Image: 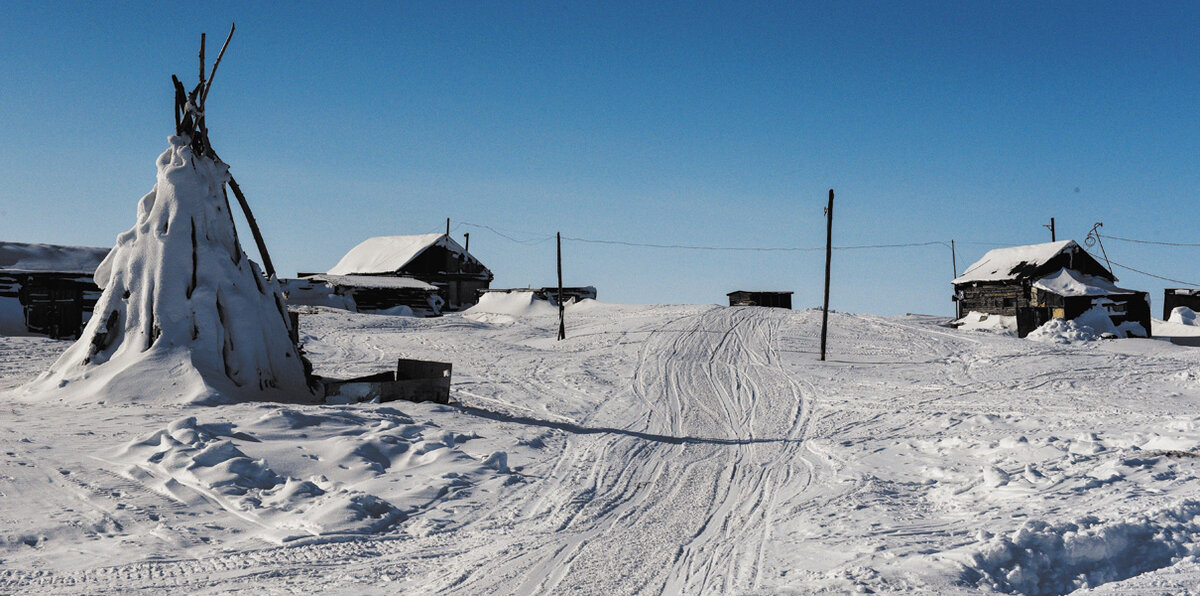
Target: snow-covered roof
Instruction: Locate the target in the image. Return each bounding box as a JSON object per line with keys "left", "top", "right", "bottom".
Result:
{"left": 1032, "top": 268, "right": 1140, "bottom": 297}
{"left": 953, "top": 240, "right": 1084, "bottom": 284}
{"left": 312, "top": 274, "right": 438, "bottom": 291}
{"left": 327, "top": 234, "right": 477, "bottom": 276}
{"left": 0, "top": 242, "right": 110, "bottom": 275}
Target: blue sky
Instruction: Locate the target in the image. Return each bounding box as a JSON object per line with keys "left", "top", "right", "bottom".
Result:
{"left": 2, "top": 2, "right": 1197, "bottom": 315}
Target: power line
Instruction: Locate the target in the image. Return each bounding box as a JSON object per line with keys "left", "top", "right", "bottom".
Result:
{"left": 1082, "top": 248, "right": 1200, "bottom": 287}
{"left": 462, "top": 222, "right": 950, "bottom": 252}
{"left": 1098, "top": 233, "right": 1200, "bottom": 248}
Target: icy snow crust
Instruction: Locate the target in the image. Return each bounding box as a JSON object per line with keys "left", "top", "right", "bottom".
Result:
{"left": 18, "top": 136, "right": 310, "bottom": 405}
{"left": 8, "top": 304, "right": 1200, "bottom": 592}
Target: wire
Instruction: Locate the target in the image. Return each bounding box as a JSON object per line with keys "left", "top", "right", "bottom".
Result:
{"left": 1098, "top": 234, "right": 1200, "bottom": 248}
{"left": 1081, "top": 248, "right": 1200, "bottom": 287}
{"left": 459, "top": 222, "right": 554, "bottom": 245}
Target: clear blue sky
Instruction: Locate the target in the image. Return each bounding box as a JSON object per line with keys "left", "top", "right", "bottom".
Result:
{"left": 2, "top": 2, "right": 1197, "bottom": 316}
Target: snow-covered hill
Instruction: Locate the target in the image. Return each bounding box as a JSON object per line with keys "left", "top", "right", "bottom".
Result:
{"left": 5, "top": 302, "right": 1200, "bottom": 594}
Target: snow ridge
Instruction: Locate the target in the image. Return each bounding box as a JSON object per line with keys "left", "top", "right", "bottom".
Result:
{"left": 959, "top": 500, "right": 1200, "bottom": 595}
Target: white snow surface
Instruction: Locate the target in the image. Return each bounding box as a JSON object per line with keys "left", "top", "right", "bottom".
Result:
{"left": 7, "top": 304, "right": 1200, "bottom": 593}
{"left": 954, "top": 240, "right": 1080, "bottom": 284}
{"left": 955, "top": 310, "right": 1018, "bottom": 335}
{"left": 0, "top": 241, "right": 110, "bottom": 274}
{"left": 15, "top": 136, "right": 311, "bottom": 405}
{"left": 328, "top": 234, "right": 477, "bottom": 276}
{"left": 1033, "top": 267, "right": 1139, "bottom": 297}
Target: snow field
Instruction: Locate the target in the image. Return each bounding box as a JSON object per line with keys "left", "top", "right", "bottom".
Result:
{"left": 6, "top": 303, "right": 1200, "bottom": 592}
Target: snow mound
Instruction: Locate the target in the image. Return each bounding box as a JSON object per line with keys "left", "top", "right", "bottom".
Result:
{"left": 955, "top": 311, "right": 1017, "bottom": 335}
{"left": 20, "top": 136, "right": 311, "bottom": 405}
{"left": 957, "top": 500, "right": 1200, "bottom": 595}
{"left": 1169, "top": 307, "right": 1199, "bottom": 326}
{"left": 102, "top": 408, "right": 512, "bottom": 544}
{"left": 463, "top": 291, "right": 558, "bottom": 322}
{"left": 1026, "top": 318, "right": 1099, "bottom": 344}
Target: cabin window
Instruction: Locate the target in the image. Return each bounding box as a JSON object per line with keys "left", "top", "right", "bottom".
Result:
{"left": 1002, "top": 297, "right": 1015, "bottom": 308}
{"left": 1107, "top": 302, "right": 1127, "bottom": 313}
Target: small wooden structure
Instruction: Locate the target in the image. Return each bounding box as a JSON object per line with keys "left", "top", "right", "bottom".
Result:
{"left": 308, "top": 274, "right": 444, "bottom": 316}
{"left": 727, "top": 290, "right": 793, "bottom": 309}
{"left": 327, "top": 233, "right": 492, "bottom": 312}
{"left": 1164, "top": 289, "right": 1200, "bottom": 320}
{"left": 480, "top": 286, "right": 597, "bottom": 305}
{"left": 0, "top": 242, "right": 110, "bottom": 338}
{"left": 953, "top": 240, "right": 1150, "bottom": 337}
{"left": 321, "top": 358, "right": 451, "bottom": 404}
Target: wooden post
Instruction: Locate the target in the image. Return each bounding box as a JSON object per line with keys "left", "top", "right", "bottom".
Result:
{"left": 446, "top": 218, "right": 450, "bottom": 237}
{"left": 1045, "top": 217, "right": 1056, "bottom": 242}
{"left": 557, "top": 232, "right": 565, "bottom": 341}
{"left": 820, "top": 189, "right": 833, "bottom": 361}
{"left": 226, "top": 175, "right": 276, "bottom": 278}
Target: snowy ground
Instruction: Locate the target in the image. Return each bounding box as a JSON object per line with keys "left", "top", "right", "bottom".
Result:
{"left": 6, "top": 302, "right": 1200, "bottom": 594}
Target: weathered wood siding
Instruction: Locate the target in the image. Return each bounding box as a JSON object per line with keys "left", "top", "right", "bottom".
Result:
{"left": 956, "top": 282, "right": 1030, "bottom": 317}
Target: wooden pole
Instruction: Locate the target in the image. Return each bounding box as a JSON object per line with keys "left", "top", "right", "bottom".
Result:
{"left": 226, "top": 175, "right": 276, "bottom": 278}
{"left": 446, "top": 218, "right": 450, "bottom": 237}
{"left": 820, "top": 189, "right": 833, "bottom": 361}
{"left": 557, "top": 232, "right": 565, "bottom": 341}
{"left": 464, "top": 232, "right": 470, "bottom": 253}
{"left": 1050, "top": 217, "right": 1056, "bottom": 242}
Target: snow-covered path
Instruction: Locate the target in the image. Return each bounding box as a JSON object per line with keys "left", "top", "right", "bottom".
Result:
{"left": 8, "top": 303, "right": 1200, "bottom": 594}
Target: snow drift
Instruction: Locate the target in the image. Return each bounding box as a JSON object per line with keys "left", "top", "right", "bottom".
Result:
{"left": 21, "top": 136, "right": 312, "bottom": 405}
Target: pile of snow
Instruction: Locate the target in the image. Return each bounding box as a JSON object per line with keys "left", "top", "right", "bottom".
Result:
{"left": 463, "top": 291, "right": 557, "bottom": 324}
{"left": 1169, "top": 307, "right": 1199, "bottom": 326}
{"left": 957, "top": 500, "right": 1200, "bottom": 595}
{"left": 1026, "top": 318, "right": 1100, "bottom": 344}
{"left": 20, "top": 136, "right": 311, "bottom": 405}
{"left": 955, "top": 311, "right": 1017, "bottom": 335}
{"left": 280, "top": 278, "right": 355, "bottom": 311}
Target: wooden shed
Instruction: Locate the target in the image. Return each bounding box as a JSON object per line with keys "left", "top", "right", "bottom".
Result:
{"left": 480, "top": 286, "right": 597, "bottom": 305}
{"left": 0, "top": 242, "right": 110, "bottom": 338}
{"left": 327, "top": 233, "right": 492, "bottom": 312}
{"left": 308, "top": 274, "right": 444, "bottom": 317}
{"left": 727, "top": 291, "right": 793, "bottom": 309}
{"left": 953, "top": 240, "right": 1150, "bottom": 338}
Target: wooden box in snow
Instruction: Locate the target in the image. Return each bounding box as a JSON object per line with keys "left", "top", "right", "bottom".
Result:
{"left": 322, "top": 358, "right": 451, "bottom": 405}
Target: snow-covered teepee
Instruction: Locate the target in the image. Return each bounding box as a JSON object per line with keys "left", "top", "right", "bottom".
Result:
{"left": 24, "top": 27, "right": 313, "bottom": 405}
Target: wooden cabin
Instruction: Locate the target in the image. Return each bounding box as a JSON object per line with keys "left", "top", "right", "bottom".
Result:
{"left": 0, "top": 242, "right": 110, "bottom": 338}
{"left": 326, "top": 233, "right": 492, "bottom": 312}
{"left": 1163, "top": 289, "right": 1200, "bottom": 320}
{"left": 727, "top": 291, "right": 793, "bottom": 309}
{"left": 953, "top": 240, "right": 1150, "bottom": 338}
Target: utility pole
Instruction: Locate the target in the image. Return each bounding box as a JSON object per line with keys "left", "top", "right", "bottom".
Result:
{"left": 820, "top": 189, "right": 833, "bottom": 362}
{"left": 464, "top": 232, "right": 470, "bottom": 253}
{"left": 557, "top": 232, "right": 565, "bottom": 341}
{"left": 1044, "top": 217, "right": 1055, "bottom": 242}
{"left": 951, "top": 239, "right": 960, "bottom": 320}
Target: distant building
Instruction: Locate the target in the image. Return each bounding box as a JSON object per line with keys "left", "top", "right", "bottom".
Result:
{"left": 953, "top": 240, "right": 1150, "bottom": 338}
{"left": 305, "top": 274, "right": 444, "bottom": 317}
{"left": 326, "top": 233, "right": 493, "bottom": 312}
{"left": 0, "top": 242, "right": 110, "bottom": 338}
{"left": 1163, "top": 289, "right": 1200, "bottom": 320}
{"left": 727, "top": 291, "right": 793, "bottom": 309}
{"left": 480, "top": 286, "right": 597, "bottom": 305}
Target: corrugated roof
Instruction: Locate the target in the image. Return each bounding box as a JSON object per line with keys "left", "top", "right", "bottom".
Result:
{"left": 0, "top": 242, "right": 110, "bottom": 274}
